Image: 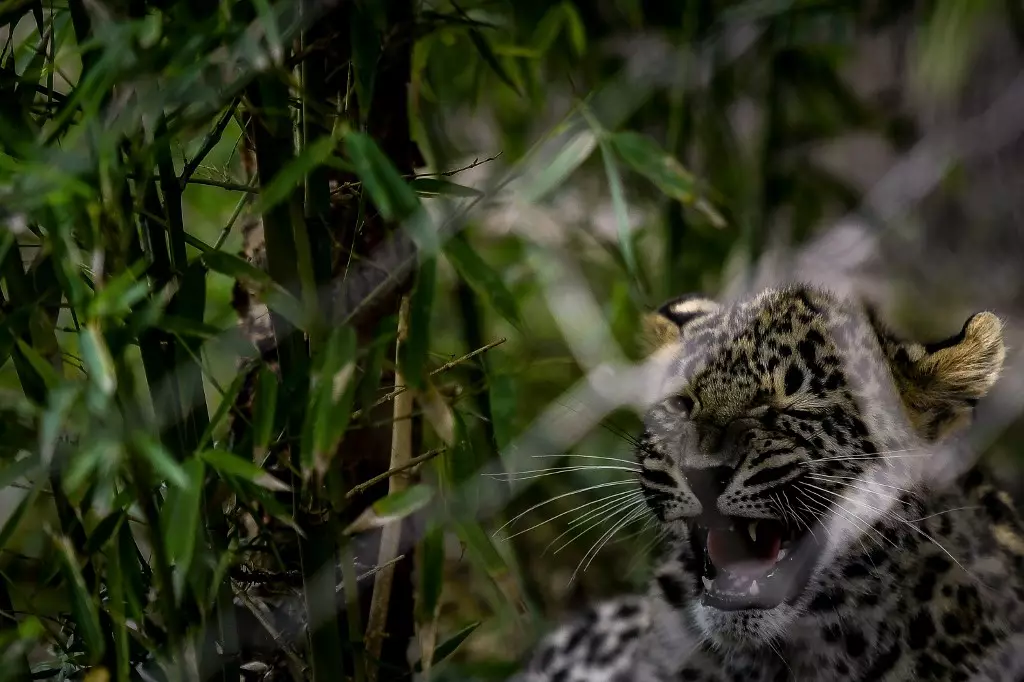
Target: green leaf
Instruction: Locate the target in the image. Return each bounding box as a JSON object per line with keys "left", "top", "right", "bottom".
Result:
{"left": 132, "top": 433, "right": 189, "bottom": 489}
{"left": 399, "top": 257, "right": 436, "bottom": 389}
{"left": 84, "top": 509, "right": 126, "bottom": 555}
{"left": 162, "top": 457, "right": 205, "bottom": 581}
{"left": 413, "top": 622, "right": 482, "bottom": 672}
{"left": 410, "top": 177, "right": 483, "bottom": 198}
{"left": 78, "top": 324, "right": 117, "bottom": 398}
{"left": 13, "top": 339, "right": 60, "bottom": 391}
{"left": 560, "top": 2, "right": 587, "bottom": 56}
{"left": 610, "top": 131, "right": 726, "bottom": 227}
{"left": 0, "top": 453, "right": 40, "bottom": 492}
{"left": 252, "top": 365, "right": 279, "bottom": 462}
{"left": 202, "top": 250, "right": 273, "bottom": 289}
{"left": 467, "top": 28, "right": 521, "bottom": 95}
{"left": 198, "top": 367, "right": 250, "bottom": 451}
{"left": 344, "top": 484, "right": 434, "bottom": 535}
{"left": 157, "top": 315, "right": 226, "bottom": 340}
{"left": 87, "top": 264, "right": 149, "bottom": 320}
{"left": 444, "top": 233, "right": 521, "bottom": 330}
{"left": 202, "top": 251, "right": 309, "bottom": 331}
{"left": 598, "top": 139, "right": 638, "bottom": 278}
{"left": 199, "top": 448, "right": 289, "bottom": 492}
{"left": 344, "top": 131, "right": 420, "bottom": 222}
{"left": 54, "top": 536, "right": 105, "bottom": 665}
{"left": 519, "top": 128, "right": 596, "bottom": 204}
{"left": 116, "top": 523, "right": 147, "bottom": 623}
{"left": 301, "top": 325, "right": 359, "bottom": 478}
{"left": 610, "top": 131, "right": 696, "bottom": 200}
{"left": 417, "top": 524, "right": 445, "bottom": 623}
{"left": 0, "top": 478, "right": 41, "bottom": 551}
{"left": 487, "top": 374, "right": 516, "bottom": 454}
{"left": 253, "top": 135, "right": 339, "bottom": 214}
{"left": 456, "top": 520, "right": 509, "bottom": 580}
{"left": 350, "top": 1, "right": 380, "bottom": 122}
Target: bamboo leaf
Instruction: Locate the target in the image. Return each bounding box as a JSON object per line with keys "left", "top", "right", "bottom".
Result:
{"left": 199, "top": 448, "right": 289, "bottom": 492}
{"left": 198, "top": 367, "right": 250, "bottom": 451}
{"left": 444, "top": 233, "right": 521, "bottom": 330}
{"left": 252, "top": 365, "right": 279, "bottom": 462}
{"left": 252, "top": 135, "right": 339, "bottom": 214}
{"left": 78, "top": 323, "right": 117, "bottom": 399}
{"left": 87, "top": 265, "right": 149, "bottom": 320}
{"left": 162, "top": 457, "right": 205, "bottom": 582}
{"left": 84, "top": 510, "right": 125, "bottom": 555}
{"left": 413, "top": 621, "right": 481, "bottom": 672}
{"left": 132, "top": 433, "right": 189, "bottom": 489}
{"left": 301, "top": 325, "right": 359, "bottom": 478}
{"left": 610, "top": 131, "right": 726, "bottom": 227}
{"left": 598, "top": 139, "right": 638, "bottom": 278}
{"left": 399, "top": 257, "right": 436, "bottom": 389}
{"left": 54, "top": 536, "right": 105, "bottom": 665}
{"left": 344, "top": 131, "right": 420, "bottom": 222}
{"left": 467, "top": 28, "right": 521, "bottom": 95}
{"left": 410, "top": 177, "right": 482, "bottom": 198}
{"left": 344, "top": 484, "right": 434, "bottom": 535}
{"left": 519, "top": 128, "right": 596, "bottom": 204}
{"left": 350, "top": 1, "right": 381, "bottom": 122}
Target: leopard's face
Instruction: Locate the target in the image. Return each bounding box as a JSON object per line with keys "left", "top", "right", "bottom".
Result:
{"left": 637, "top": 286, "right": 1004, "bottom": 648}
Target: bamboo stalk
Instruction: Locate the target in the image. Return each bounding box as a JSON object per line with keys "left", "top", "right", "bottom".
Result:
{"left": 364, "top": 296, "right": 413, "bottom": 682}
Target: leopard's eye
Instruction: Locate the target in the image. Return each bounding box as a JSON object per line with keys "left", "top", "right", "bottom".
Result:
{"left": 665, "top": 394, "right": 695, "bottom": 415}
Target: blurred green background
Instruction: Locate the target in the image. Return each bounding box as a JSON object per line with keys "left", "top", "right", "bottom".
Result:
{"left": 1, "top": 0, "right": 1023, "bottom": 680}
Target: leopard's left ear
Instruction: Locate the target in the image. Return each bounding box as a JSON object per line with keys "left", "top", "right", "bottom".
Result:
{"left": 642, "top": 294, "right": 720, "bottom": 350}
{"left": 886, "top": 312, "right": 1005, "bottom": 440}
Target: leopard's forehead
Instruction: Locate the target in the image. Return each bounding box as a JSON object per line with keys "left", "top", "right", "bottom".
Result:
{"left": 664, "top": 286, "right": 871, "bottom": 416}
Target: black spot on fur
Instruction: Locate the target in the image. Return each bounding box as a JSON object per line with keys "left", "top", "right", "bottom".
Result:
{"left": 845, "top": 630, "right": 867, "bottom": 657}
{"left": 913, "top": 572, "right": 936, "bottom": 601}
{"left": 908, "top": 610, "right": 935, "bottom": 649}
{"left": 784, "top": 365, "right": 804, "bottom": 395}
{"left": 656, "top": 573, "right": 687, "bottom": 609}
{"left": 942, "top": 612, "right": 964, "bottom": 636}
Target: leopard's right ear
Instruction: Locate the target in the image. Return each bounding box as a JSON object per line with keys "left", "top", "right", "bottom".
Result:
{"left": 642, "top": 294, "right": 720, "bottom": 350}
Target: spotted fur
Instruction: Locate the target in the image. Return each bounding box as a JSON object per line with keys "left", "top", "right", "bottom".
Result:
{"left": 513, "top": 285, "right": 1024, "bottom": 681}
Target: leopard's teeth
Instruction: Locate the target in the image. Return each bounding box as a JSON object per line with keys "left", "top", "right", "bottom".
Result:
{"left": 749, "top": 580, "right": 760, "bottom": 597}
{"left": 777, "top": 548, "right": 788, "bottom": 561}
{"left": 702, "top": 576, "right": 713, "bottom": 591}
{"left": 748, "top": 521, "right": 758, "bottom": 543}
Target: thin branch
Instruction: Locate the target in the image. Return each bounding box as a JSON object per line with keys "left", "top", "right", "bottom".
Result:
{"left": 179, "top": 97, "right": 242, "bottom": 187}
{"left": 345, "top": 447, "right": 446, "bottom": 499}
{"left": 364, "top": 296, "right": 413, "bottom": 682}
{"left": 412, "top": 151, "right": 503, "bottom": 178}
{"left": 184, "top": 176, "right": 259, "bottom": 193}
{"left": 351, "top": 337, "right": 506, "bottom": 420}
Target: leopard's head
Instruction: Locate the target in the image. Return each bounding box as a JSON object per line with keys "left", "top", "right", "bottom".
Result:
{"left": 637, "top": 285, "right": 1004, "bottom": 647}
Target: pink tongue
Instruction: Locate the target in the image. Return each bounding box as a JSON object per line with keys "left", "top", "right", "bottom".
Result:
{"left": 707, "top": 528, "right": 781, "bottom": 574}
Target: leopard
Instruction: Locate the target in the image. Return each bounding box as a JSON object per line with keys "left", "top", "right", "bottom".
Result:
{"left": 510, "top": 284, "right": 1024, "bottom": 682}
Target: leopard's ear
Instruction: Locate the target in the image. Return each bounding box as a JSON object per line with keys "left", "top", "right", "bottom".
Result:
{"left": 880, "top": 311, "right": 1005, "bottom": 440}
{"left": 642, "top": 294, "right": 720, "bottom": 350}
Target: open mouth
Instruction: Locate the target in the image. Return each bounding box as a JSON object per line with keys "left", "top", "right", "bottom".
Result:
{"left": 690, "top": 518, "right": 823, "bottom": 611}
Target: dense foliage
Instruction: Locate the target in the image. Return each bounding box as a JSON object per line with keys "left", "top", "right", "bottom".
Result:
{"left": 0, "top": 0, "right": 1020, "bottom": 680}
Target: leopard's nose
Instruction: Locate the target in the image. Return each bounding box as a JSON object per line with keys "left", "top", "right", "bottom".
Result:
{"left": 680, "top": 465, "right": 734, "bottom": 520}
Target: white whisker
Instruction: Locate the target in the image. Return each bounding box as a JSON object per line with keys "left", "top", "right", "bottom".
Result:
{"left": 545, "top": 493, "right": 647, "bottom": 556}
{"left": 905, "top": 506, "right": 983, "bottom": 523}
{"left": 574, "top": 502, "right": 651, "bottom": 581}
{"left": 532, "top": 454, "right": 641, "bottom": 466}
{"left": 491, "top": 480, "right": 639, "bottom": 536}
{"left": 487, "top": 465, "right": 640, "bottom": 481}
{"left": 501, "top": 488, "right": 643, "bottom": 541}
